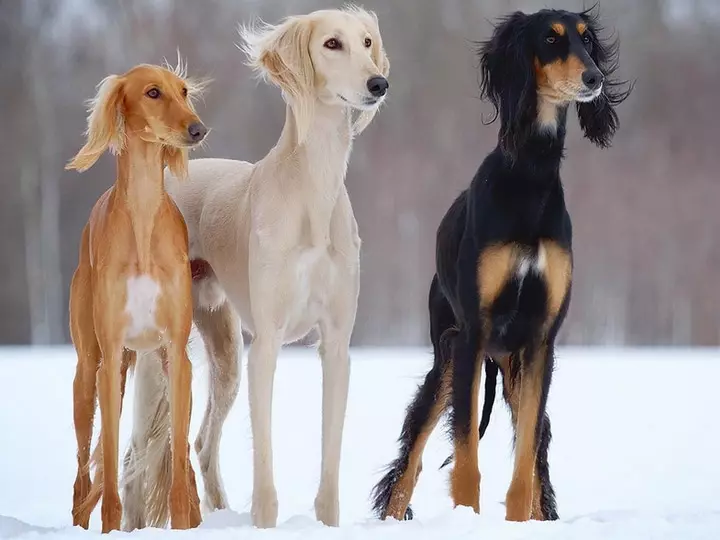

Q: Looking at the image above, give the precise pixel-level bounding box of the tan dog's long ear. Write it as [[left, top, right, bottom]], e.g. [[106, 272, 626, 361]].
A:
[[241, 16, 315, 144], [352, 8, 390, 135], [66, 75, 125, 172]]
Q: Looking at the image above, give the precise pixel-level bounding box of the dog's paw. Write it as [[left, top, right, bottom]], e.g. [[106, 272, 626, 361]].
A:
[[251, 487, 278, 529], [314, 488, 339, 527]]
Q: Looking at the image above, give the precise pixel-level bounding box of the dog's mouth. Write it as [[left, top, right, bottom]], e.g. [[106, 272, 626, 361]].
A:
[[575, 86, 603, 103], [338, 94, 384, 111], [160, 135, 207, 149], [540, 82, 603, 105], [140, 124, 208, 149]]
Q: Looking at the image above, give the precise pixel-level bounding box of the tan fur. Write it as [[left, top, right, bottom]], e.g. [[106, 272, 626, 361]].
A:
[[577, 21, 588, 34], [67, 62, 206, 533], [477, 244, 518, 308], [496, 356, 544, 520], [505, 347, 547, 522], [450, 355, 483, 513], [539, 240, 572, 318], [385, 364, 452, 520], [551, 22, 566, 36], [126, 6, 390, 530], [535, 55, 588, 103]]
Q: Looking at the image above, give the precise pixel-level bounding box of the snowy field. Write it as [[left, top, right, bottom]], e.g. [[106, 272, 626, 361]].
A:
[[1, 342, 719, 539]]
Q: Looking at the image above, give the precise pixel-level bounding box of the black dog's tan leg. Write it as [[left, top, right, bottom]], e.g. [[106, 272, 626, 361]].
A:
[[373, 329, 453, 520], [498, 354, 556, 520], [505, 345, 552, 522], [449, 331, 483, 513], [371, 276, 456, 521]]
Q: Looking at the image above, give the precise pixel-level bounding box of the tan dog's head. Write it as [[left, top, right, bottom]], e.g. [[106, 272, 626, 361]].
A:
[[66, 56, 209, 178], [240, 5, 390, 143]]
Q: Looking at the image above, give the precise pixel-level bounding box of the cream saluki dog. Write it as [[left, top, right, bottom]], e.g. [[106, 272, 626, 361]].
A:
[[67, 62, 207, 533], [124, 6, 389, 529]]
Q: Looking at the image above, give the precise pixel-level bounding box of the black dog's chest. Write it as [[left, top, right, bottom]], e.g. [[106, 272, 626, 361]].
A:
[[473, 180, 569, 245]]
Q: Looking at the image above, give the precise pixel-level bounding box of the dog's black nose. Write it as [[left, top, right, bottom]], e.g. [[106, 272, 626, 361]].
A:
[[582, 70, 604, 91], [367, 76, 389, 98], [188, 122, 207, 142]]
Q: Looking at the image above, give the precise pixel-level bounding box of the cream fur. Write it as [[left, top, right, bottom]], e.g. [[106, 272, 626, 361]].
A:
[[127, 6, 389, 529]]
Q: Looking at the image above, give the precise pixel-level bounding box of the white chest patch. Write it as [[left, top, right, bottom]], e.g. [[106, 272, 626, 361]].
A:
[[515, 246, 547, 280], [125, 275, 161, 338]]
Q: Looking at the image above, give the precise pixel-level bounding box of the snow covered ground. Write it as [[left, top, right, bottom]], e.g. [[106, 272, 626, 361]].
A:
[[1, 343, 719, 539]]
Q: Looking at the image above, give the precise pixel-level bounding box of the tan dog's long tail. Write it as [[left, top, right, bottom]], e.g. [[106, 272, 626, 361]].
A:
[[121, 349, 173, 530]]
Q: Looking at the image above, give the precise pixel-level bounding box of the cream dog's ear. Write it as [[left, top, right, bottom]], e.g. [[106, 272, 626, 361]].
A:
[[241, 16, 316, 144]]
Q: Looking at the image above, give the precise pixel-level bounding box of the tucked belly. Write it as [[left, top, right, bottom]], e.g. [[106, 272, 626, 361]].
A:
[[486, 252, 549, 356], [124, 274, 166, 351]]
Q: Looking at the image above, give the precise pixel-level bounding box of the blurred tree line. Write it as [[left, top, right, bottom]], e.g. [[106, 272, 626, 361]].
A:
[[1, 0, 719, 346]]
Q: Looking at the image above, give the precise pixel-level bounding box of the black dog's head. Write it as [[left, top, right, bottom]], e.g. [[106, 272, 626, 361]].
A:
[[479, 8, 632, 158]]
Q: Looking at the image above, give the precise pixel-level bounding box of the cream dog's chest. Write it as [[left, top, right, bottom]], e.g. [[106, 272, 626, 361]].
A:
[[282, 245, 342, 337]]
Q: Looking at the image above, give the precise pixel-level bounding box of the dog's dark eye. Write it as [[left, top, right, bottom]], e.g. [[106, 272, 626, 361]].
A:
[[146, 88, 161, 99], [582, 34, 592, 45], [545, 36, 557, 44], [364, 37, 372, 48], [182, 87, 188, 98], [324, 38, 341, 50]]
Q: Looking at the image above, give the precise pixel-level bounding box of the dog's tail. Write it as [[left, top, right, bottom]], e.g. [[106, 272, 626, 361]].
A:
[[439, 357, 498, 470], [121, 349, 172, 530]]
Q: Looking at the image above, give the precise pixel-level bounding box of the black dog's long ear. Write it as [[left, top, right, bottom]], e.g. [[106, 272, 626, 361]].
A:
[[479, 12, 535, 160], [576, 10, 633, 148]]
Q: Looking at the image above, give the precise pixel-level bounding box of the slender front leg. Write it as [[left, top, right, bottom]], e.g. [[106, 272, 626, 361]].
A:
[[505, 343, 552, 522], [248, 333, 280, 528], [314, 325, 351, 527], [498, 354, 558, 521], [167, 344, 199, 529], [69, 268, 100, 529], [96, 344, 123, 533], [449, 329, 483, 513]]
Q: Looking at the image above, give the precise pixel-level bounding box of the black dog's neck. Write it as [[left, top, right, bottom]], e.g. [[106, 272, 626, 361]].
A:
[[500, 101, 569, 181]]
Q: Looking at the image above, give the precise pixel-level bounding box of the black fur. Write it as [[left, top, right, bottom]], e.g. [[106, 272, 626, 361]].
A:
[[371, 8, 629, 522], [370, 276, 455, 520]]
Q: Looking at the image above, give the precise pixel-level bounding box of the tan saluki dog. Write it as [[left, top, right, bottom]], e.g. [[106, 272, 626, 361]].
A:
[[124, 6, 389, 529], [67, 61, 208, 533]]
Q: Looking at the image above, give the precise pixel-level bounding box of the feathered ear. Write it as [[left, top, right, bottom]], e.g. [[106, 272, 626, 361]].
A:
[[479, 12, 536, 160], [66, 75, 125, 172], [576, 10, 633, 148], [352, 7, 390, 135], [240, 16, 315, 144]]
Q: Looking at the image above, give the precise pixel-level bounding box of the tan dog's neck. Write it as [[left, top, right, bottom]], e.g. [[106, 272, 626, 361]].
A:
[[115, 136, 167, 272]]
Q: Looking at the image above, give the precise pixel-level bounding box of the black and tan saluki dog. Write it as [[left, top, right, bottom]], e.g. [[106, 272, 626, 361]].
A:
[[371, 8, 631, 523]]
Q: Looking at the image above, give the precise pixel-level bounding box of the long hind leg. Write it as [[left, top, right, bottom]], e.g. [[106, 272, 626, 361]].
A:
[[69, 256, 100, 529], [371, 275, 454, 520], [503, 344, 556, 521], [193, 297, 241, 512]]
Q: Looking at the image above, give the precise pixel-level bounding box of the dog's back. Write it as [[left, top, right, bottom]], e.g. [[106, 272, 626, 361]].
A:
[[165, 158, 254, 259]]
